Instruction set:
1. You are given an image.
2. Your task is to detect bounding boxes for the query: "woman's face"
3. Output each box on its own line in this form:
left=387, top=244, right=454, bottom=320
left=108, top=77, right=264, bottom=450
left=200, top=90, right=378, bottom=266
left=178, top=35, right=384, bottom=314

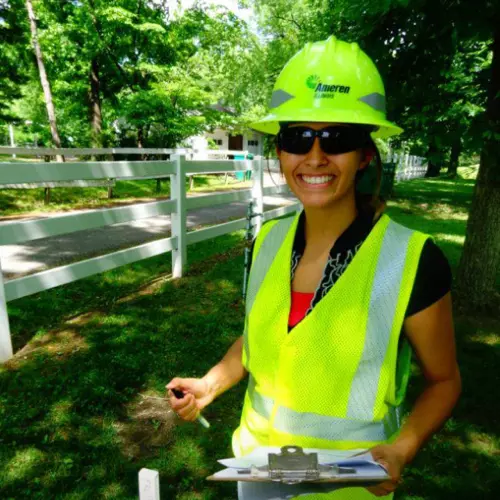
left=277, top=122, right=370, bottom=210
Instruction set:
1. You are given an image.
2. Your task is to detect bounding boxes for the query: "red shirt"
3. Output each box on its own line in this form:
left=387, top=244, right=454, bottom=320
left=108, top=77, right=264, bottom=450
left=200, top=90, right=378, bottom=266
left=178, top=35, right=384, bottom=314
left=289, top=290, right=315, bottom=328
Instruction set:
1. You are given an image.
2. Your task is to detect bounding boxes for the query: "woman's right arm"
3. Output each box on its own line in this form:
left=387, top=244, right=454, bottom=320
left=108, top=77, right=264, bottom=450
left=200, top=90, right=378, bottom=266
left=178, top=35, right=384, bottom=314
left=167, top=336, right=247, bottom=421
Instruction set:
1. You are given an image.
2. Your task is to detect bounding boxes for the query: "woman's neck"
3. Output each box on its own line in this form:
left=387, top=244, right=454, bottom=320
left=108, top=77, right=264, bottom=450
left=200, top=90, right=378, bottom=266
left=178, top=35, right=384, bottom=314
left=303, top=196, right=357, bottom=248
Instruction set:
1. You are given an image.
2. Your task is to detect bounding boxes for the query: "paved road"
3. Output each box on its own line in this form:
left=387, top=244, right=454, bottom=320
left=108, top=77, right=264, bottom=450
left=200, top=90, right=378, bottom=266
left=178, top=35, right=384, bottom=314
left=0, top=190, right=297, bottom=280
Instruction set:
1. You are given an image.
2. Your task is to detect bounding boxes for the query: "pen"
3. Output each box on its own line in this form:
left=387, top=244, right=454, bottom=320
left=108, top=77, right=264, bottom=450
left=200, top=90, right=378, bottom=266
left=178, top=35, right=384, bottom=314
left=171, top=388, right=210, bottom=429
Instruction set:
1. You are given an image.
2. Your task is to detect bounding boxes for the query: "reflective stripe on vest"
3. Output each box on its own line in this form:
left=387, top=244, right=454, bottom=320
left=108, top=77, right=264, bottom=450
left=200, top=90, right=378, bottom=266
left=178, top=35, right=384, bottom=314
left=244, top=215, right=413, bottom=443
left=346, top=221, right=413, bottom=421
left=247, top=374, right=399, bottom=442
left=247, top=374, right=274, bottom=419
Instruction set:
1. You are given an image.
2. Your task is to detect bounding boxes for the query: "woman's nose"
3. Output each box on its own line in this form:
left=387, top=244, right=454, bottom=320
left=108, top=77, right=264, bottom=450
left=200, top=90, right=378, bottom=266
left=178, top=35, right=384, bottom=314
left=304, top=137, right=328, bottom=166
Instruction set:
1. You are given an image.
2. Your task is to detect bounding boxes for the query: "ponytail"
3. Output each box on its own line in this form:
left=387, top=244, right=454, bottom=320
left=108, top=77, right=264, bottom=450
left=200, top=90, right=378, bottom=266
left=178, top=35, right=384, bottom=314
left=355, top=137, right=385, bottom=218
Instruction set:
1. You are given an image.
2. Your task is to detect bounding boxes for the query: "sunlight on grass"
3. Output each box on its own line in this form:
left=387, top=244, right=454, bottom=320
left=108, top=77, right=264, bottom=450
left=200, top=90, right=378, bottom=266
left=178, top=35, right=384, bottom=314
left=99, top=482, right=127, bottom=498
left=467, top=430, right=498, bottom=455
left=470, top=333, right=499, bottom=346
left=434, top=233, right=465, bottom=244
left=101, top=315, right=131, bottom=327
left=4, top=448, right=45, bottom=483
left=214, top=279, right=238, bottom=292
left=48, top=399, right=73, bottom=425
left=458, top=165, right=479, bottom=180
left=157, top=437, right=208, bottom=475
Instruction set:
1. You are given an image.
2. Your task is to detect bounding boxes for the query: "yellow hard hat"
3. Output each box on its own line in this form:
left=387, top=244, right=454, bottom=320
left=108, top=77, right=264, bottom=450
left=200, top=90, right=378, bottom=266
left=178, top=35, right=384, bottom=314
left=251, top=36, right=403, bottom=138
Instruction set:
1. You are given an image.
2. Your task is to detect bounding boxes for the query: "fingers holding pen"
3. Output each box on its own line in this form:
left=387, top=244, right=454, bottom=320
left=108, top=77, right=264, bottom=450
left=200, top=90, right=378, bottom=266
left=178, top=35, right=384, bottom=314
left=167, top=390, right=199, bottom=421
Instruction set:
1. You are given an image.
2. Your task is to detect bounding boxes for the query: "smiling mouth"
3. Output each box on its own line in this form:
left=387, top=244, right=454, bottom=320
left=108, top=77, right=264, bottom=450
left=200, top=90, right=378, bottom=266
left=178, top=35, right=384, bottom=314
left=299, top=174, right=335, bottom=185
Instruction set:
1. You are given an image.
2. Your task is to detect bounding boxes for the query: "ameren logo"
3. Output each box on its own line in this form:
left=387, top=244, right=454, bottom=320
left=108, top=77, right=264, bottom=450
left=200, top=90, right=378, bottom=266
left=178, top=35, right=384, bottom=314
left=305, top=75, right=351, bottom=99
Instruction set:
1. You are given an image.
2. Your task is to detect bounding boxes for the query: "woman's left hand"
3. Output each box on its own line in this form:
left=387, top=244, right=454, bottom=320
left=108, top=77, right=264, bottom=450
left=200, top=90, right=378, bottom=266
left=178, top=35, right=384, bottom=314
left=365, top=443, right=407, bottom=497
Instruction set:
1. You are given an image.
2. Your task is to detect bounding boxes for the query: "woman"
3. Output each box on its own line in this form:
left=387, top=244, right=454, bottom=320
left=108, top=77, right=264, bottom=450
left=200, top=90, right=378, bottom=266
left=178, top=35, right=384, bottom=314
left=167, top=36, right=461, bottom=498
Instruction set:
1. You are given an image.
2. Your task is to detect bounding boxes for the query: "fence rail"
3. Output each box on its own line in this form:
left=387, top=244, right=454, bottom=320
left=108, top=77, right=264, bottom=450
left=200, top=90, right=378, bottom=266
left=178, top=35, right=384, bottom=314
left=0, top=146, right=247, bottom=157
left=0, top=150, right=298, bottom=362
left=0, top=147, right=252, bottom=199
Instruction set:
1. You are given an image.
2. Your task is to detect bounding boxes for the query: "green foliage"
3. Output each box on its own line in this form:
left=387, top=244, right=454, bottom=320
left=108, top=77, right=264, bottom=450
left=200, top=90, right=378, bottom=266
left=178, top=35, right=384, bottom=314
left=1, top=0, right=267, bottom=147
left=1, top=0, right=497, bottom=170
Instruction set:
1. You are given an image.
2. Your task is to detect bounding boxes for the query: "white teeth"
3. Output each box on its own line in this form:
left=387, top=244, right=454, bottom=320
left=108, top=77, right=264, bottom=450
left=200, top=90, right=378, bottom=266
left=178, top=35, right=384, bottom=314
left=301, top=175, right=334, bottom=185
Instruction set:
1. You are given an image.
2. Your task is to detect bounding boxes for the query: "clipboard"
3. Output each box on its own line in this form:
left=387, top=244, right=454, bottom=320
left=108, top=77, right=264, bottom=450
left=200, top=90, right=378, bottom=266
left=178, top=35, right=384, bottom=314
left=207, top=445, right=389, bottom=485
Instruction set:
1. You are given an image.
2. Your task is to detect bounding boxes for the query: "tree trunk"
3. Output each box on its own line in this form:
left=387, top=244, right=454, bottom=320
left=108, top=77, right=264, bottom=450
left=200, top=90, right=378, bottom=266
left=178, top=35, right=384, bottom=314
left=455, top=27, right=500, bottom=312
left=137, top=126, right=144, bottom=148
left=448, top=137, right=461, bottom=178
left=425, top=141, right=441, bottom=177
left=137, top=126, right=144, bottom=160
left=25, top=0, right=64, bottom=162
left=89, top=57, right=103, bottom=149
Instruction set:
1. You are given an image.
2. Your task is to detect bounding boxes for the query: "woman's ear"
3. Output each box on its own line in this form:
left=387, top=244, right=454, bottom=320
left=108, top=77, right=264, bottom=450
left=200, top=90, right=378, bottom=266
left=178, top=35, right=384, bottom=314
left=359, top=149, right=374, bottom=170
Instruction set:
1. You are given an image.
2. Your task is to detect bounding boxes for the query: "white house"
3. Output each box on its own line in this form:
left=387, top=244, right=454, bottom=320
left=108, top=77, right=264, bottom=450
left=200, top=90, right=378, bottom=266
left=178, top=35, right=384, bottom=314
left=188, top=128, right=265, bottom=158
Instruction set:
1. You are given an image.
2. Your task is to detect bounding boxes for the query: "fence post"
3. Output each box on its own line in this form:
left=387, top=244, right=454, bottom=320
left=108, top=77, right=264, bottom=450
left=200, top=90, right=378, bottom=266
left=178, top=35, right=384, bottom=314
left=44, top=155, right=51, bottom=204
left=9, top=124, right=16, bottom=159
left=0, top=258, right=13, bottom=362
left=138, top=468, right=160, bottom=500
left=171, top=154, right=187, bottom=279
left=251, top=156, right=264, bottom=237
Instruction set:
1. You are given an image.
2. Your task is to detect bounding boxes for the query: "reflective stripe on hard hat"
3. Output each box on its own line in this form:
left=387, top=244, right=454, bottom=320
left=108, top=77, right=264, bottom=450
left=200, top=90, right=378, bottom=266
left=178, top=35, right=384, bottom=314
left=358, top=93, right=387, bottom=113
left=270, top=89, right=296, bottom=109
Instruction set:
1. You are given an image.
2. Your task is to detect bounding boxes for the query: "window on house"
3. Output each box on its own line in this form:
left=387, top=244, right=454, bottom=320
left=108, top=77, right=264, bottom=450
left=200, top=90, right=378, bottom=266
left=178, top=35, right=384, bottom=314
left=248, top=140, right=259, bottom=146
left=214, top=139, right=223, bottom=145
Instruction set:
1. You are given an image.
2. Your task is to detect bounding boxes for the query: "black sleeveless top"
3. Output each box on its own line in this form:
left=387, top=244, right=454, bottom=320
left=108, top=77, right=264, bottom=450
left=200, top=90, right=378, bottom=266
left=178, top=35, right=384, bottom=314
left=250, top=211, right=452, bottom=321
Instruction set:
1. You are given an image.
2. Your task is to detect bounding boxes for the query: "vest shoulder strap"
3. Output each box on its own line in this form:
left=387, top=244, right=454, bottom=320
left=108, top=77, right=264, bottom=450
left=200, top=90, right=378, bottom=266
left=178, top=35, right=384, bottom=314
left=246, top=214, right=297, bottom=314
left=252, top=214, right=297, bottom=264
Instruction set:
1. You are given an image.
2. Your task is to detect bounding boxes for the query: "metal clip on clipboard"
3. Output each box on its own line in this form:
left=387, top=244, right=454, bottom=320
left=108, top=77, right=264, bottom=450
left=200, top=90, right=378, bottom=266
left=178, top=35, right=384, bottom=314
left=239, top=446, right=355, bottom=485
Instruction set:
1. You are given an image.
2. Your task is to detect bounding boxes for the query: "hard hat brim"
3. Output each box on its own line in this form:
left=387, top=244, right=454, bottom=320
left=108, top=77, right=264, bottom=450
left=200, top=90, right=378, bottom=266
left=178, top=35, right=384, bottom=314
left=250, top=110, right=403, bottom=139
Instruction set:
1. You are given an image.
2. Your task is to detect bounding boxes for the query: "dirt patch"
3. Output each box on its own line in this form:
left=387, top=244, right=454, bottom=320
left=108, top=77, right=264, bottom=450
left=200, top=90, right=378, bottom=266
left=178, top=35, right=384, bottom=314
left=6, top=323, right=93, bottom=370
left=115, top=393, right=178, bottom=460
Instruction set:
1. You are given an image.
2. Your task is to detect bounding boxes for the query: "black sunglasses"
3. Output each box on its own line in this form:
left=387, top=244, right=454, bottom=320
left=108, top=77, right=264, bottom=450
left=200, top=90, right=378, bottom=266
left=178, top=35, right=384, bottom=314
left=277, top=126, right=371, bottom=155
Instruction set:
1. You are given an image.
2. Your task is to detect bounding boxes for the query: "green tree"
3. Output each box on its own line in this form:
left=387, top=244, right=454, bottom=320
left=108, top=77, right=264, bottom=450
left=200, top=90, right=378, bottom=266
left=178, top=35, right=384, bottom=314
left=0, top=0, right=29, bottom=122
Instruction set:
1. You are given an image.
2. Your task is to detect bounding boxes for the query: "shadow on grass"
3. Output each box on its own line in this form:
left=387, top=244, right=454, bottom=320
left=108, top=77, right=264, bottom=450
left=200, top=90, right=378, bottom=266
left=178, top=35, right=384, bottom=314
left=401, top=314, right=500, bottom=499
left=3, top=244, right=499, bottom=499
left=6, top=232, right=244, bottom=351
left=392, top=177, right=474, bottom=211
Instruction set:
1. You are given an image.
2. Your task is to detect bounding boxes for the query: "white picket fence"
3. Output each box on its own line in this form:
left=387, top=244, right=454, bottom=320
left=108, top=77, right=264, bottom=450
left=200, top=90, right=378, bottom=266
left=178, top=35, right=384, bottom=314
left=386, top=152, right=427, bottom=182
left=0, top=148, right=300, bottom=362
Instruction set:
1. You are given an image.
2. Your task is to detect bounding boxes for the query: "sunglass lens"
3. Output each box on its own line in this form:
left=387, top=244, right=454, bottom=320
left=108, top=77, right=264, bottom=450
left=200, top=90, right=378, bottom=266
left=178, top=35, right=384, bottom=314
left=280, top=127, right=314, bottom=154
left=320, top=127, right=366, bottom=155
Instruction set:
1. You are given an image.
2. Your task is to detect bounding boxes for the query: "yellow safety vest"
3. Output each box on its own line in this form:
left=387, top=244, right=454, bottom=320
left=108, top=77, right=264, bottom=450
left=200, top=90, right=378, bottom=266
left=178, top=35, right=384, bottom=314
left=233, top=212, right=428, bottom=472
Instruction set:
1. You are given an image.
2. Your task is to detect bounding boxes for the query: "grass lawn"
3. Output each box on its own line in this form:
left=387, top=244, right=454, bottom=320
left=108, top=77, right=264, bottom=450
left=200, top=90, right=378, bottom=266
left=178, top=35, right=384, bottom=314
left=1, top=166, right=498, bottom=499
left=0, top=174, right=252, bottom=218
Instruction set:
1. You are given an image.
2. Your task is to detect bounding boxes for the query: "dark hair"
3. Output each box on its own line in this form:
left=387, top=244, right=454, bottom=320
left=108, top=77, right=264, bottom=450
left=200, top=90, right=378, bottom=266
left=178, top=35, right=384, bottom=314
left=275, top=124, right=384, bottom=217
left=355, top=136, right=384, bottom=217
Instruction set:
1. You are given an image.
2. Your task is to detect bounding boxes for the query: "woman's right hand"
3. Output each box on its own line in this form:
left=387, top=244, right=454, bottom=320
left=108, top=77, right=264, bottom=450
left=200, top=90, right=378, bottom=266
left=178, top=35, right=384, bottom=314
left=166, top=377, right=214, bottom=422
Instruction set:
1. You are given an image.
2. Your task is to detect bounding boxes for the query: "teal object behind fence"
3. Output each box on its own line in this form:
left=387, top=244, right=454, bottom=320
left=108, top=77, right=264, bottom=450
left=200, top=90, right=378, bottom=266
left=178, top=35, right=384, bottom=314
left=234, top=154, right=250, bottom=181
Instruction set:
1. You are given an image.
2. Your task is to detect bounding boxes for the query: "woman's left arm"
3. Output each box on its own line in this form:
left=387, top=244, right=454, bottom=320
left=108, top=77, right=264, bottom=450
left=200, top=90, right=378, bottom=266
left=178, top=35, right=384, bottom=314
left=368, top=291, right=462, bottom=496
